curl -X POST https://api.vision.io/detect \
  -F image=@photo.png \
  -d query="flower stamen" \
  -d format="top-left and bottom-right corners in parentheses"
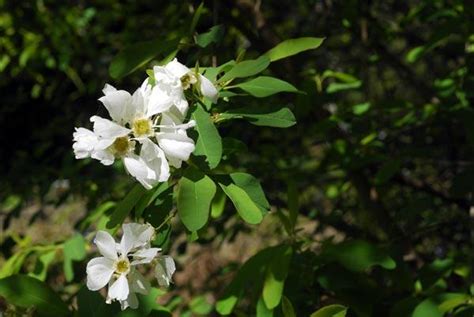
top-left (181, 72), bottom-right (197, 90)
top-left (132, 118), bottom-right (153, 137)
top-left (110, 136), bottom-right (132, 157)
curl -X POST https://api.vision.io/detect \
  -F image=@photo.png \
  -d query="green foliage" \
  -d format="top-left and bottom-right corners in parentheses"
top-left (311, 305), bottom-right (347, 317)
top-left (219, 106), bottom-right (296, 128)
top-left (177, 167), bottom-right (216, 231)
top-left (235, 76), bottom-right (298, 97)
top-left (1, 1), bottom-right (473, 316)
top-left (192, 104), bottom-right (223, 169)
top-left (322, 240), bottom-right (396, 272)
top-left (264, 37), bottom-right (324, 62)
top-left (0, 275), bottom-right (69, 316)
top-left (63, 233), bottom-right (86, 281)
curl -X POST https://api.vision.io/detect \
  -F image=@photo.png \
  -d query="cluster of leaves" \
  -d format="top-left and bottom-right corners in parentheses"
top-left (1, 1), bottom-right (474, 316)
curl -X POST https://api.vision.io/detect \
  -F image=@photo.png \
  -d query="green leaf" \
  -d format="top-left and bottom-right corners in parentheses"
top-left (189, 3), bottom-right (205, 34)
top-left (196, 25), bottom-right (224, 48)
top-left (222, 137), bottom-right (248, 159)
top-left (0, 274), bottom-right (70, 316)
top-left (352, 102), bottom-right (371, 115)
top-left (211, 186), bottom-right (227, 218)
top-left (109, 38), bottom-right (180, 79)
top-left (219, 106), bottom-right (296, 128)
top-left (264, 37), bottom-right (324, 62)
top-left (135, 182), bottom-right (170, 218)
top-left (263, 245), bottom-right (293, 309)
top-left (326, 81), bottom-right (362, 93)
top-left (257, 297), bottom-right (274, 317)
top-left (106, 184), bottom-right (147, 230)
top-left (80, 201), bottom-right (116, 231)
top-left (322, 240), bottom-right (396, 272)
top-left (63, 233), bottom-right (86, 282)
top-left (0, 248), bottom-right (34, 278)
top-left (310, 305), bottom-right (347, 317)
top-left (219, 56), bottom-right (270, 82)
top-left (30, 249), bottom-right (56, 281)
top-left (177, 167), bottom-right (216, 231)
top-left (406, 46), bottom-right (425, 63)
top-left (230, 173), bottom-right (270, 211)
top-left (235, 76), bottom-right (298, 97)
top-left (413, 299), bottom-right (442, 317)
top-left (419, 258), bottom-right (454, 290)
top-left (189, 295), bottom-right (213, 315)
top-left (281, 296), bottom-right (296, 317)
top-left (192, 104), bottom-right (223, 169)
top-left (219, 182), bottom-right (264, 224)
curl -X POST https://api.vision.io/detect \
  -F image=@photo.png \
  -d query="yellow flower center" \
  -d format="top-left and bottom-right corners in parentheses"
top-left (181, 72), bottom-right (197, 90)
top-left (115, 258), bottom-right (130, 274)
top-left (111, 136), bottom-right (131, 156)
top-left (132, 118), bottom-right (152, 137)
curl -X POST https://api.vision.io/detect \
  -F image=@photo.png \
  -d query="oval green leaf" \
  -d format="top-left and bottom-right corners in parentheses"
top-left (219, 182), bottom-right (263, 224)
top-left (178, 167), bottom-right (216, 231)
top-left (219, 55), bottom-right (270, 82)
top-left (192, 104), bottom-right (223, 169)
top-left (310, 305), bottom-right (347, 317)
top-left (235, 76), bottom-right (298, 97)
top-left (264, 37), bottom-right (324, 62)
top-left (219, 106), bottom-right (296, 128)
top-left (263, 245), bottom-right (293, 309)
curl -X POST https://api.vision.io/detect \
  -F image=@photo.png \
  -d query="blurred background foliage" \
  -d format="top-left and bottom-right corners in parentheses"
top-left (0, 0), bottom-right (473, 316)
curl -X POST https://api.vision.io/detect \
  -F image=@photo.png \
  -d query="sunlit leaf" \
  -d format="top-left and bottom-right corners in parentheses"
top-left (264, 37), bottom-right (324, 62)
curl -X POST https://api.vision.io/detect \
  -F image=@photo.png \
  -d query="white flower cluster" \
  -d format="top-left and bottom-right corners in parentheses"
top-left (86, 223), bottom-right (176, 310)
top-left (73, 59), bottom-right (218, 189)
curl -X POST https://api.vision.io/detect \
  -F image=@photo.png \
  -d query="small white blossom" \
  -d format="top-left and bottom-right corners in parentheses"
top-left (86, 223), bottom-right (159, 309)
top-left (153, 58), bottom-right (219, 107)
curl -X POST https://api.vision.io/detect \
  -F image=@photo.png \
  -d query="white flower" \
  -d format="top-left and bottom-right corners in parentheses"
top-left (156, 112), bottom-right (196, 168)
top-left (72, 127), bottom-right (99, 159)
top-left (154, 255), bottom-right (176, 287)
top-left (86, 223), bottom-right (159, 309)
top-left (153, 58), bottom-right (219, 108)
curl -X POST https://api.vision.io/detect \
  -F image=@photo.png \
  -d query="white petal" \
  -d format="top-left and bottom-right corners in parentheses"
top-left (131, 247), bottom-right (160, 265)
top-left (129, 269), bottom-right (151, 295)
top-left (123, 155), bottom-right (154, 190)
top-left (140, 139), bottom-right (170, 182)
top-left (199, 74), bottom-right (218, 103)
top-left (164, 58), bottom-right (190, 79)
top-left (146, 85), bottom-right (173, 117)
top-left (108, 274), bottom-right (129, 301)
top-left (90, 116), bottom-right (130, 139)
top-left (154, 255), bottom-right (176, 287)
top-left (102, 83), bottom-right (117, 94)
top-left (172, 91), bottom-right (189, 115)
top-left (98, 85), bottom-right (133, 124)
top-left (94, 231), bottom-right (118, 260)
top-left (72, 127), bottom-right (98, 159)
top-left (91, 149), bottom-right (115, 166)
top-left (120, 223), bottom-right (155, 255)
top-left (86, 257), bottom-right (115, 291)
top-left (157, 133), bottom-right (195, 168)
